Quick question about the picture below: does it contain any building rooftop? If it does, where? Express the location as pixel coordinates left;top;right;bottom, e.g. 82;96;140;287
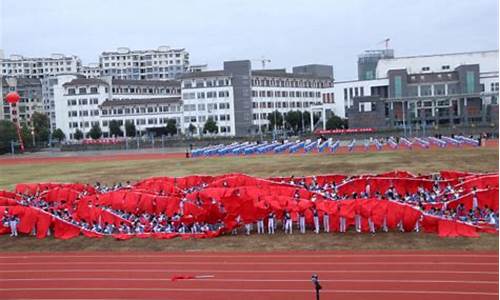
252;70;332;80
112;79;180;87
100;97;181;107
179;70;230;79
63;78;109;87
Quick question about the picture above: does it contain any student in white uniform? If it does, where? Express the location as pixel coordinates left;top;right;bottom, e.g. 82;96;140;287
284;210;293;234
299;212;306;234
312;208;320;234
323;211;330;233
268;212;275;235
256;217;264;234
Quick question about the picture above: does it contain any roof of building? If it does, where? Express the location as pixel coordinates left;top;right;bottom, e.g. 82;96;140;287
380;49;498;61
1;77;42;87
63;78;109;87
251;70;332;80
179;70;230;79
100;97;181;107
111;79;180;87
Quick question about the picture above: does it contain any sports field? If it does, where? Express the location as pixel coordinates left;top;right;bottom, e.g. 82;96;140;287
0;145;498;300
0;145;498;252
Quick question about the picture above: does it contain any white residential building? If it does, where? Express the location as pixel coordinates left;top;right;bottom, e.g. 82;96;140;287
99;46;190;80
54;77;183;139
1;53;81;79
81;63;101;78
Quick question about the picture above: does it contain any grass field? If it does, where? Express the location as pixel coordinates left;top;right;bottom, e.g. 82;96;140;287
0;147;498;190
0;146;498;252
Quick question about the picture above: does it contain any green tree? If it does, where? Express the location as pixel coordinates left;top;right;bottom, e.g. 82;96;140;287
203;118;218;134
188;123;196;135
88;123;102;139
284;111;301;132
0;120;17;153
165;119;178;136
109;120;123;137
51;128;65;142
125;120;136;137
302;111;321;131
266;110;283;131
20;124;33;148
31;112;50;143
74;129;84;140
326;115;348;130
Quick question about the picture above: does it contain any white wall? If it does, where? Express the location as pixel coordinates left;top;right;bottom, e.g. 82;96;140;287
333;78;389;110
376;50;498;78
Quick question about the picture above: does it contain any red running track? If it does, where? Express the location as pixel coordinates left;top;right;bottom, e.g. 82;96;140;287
0;251;497;300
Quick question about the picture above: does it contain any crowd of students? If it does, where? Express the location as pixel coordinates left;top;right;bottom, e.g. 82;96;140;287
2;174;498;238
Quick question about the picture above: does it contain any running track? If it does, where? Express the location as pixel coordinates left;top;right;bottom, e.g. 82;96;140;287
0;140;497;165
0;251;497;300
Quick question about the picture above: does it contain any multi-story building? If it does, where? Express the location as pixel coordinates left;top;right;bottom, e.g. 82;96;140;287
54;77;182;139
1;77;43;127
81;63;101;78
336;49;499;130
1;53;81;79
180;60;338;136
99;46;190;80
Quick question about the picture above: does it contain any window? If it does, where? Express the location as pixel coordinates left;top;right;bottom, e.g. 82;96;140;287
78;87;86;94
90;87;98;94
422;67;430;71
442;65;450;70
394;76;402;98
466;71;475;93
491;82;499;92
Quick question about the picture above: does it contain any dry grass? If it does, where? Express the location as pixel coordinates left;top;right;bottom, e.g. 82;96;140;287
0;231;497;252
0;147;497;190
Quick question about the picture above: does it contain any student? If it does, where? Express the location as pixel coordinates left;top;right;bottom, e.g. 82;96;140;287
323;211;330;233
284;210;292;234
312;208;320;234
256;217;264;234
268;212;275;235
9;214;19;237
299;211;306;234
472;187;479;210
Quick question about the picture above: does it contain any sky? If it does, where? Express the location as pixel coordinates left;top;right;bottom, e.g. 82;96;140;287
1;0;498;80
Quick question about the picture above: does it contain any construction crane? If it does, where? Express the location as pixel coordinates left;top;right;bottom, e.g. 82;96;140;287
252;57;271;69
377;38;390;50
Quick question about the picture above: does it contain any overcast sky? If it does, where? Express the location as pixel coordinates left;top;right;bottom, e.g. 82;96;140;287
1;0;498;80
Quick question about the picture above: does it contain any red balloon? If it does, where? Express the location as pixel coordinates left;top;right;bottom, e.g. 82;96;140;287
5;92;20;104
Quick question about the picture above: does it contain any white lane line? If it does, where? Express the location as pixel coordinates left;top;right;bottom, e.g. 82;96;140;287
0;254;497;259
0;278;497;284
0;287;497;296
1;261;496;266
0;269;496;274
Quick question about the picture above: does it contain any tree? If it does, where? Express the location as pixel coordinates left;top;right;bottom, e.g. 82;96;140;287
326;115;348;130
31;112;50;143
125;121;136;137
267;110;283;131
165;119;178;136
109;120;123;137
88;123;102;140
74;129;84;140
203;118;218;134
0;120;17;154
20;124;33;148
52;128;65;142
188;123;196;135
284;111;301;132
